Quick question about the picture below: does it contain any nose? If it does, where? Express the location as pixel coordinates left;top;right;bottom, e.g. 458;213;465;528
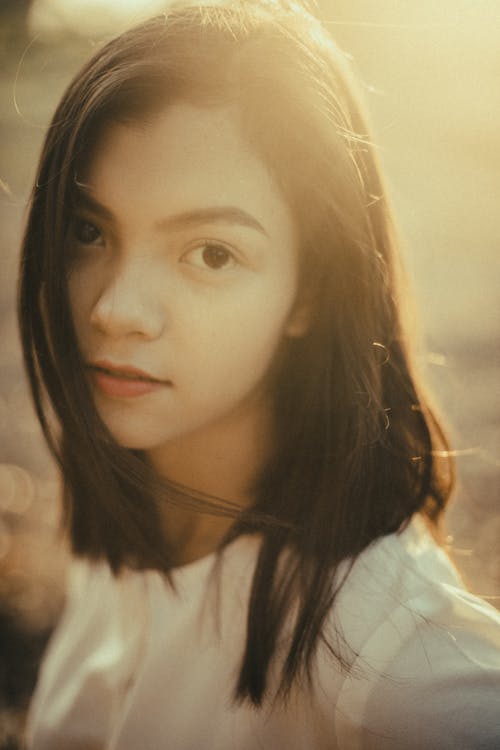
90;259;165;340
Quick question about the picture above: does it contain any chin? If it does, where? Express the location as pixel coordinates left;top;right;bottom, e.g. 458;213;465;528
93;398;167;448
111;429;169;451
97;415;168;451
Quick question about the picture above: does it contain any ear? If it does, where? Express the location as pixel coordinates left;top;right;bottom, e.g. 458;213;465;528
284;294;313;338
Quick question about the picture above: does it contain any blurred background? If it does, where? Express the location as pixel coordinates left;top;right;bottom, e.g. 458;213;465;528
0;0;499;744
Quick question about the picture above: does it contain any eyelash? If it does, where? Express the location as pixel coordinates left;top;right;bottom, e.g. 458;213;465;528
181;241;238;271
71;217;104;246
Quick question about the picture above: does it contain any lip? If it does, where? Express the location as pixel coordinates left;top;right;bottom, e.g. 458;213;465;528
88;360;170;399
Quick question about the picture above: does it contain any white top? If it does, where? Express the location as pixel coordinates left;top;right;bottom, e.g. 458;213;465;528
27;516;500;749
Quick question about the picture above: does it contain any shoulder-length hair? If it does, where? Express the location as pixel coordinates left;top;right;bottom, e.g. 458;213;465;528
18;0;454;705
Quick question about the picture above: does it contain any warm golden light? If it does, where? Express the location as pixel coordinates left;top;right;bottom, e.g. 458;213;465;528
0;2;498;741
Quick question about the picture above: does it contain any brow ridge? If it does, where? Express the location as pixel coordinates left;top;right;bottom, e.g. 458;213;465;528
73;184;269;237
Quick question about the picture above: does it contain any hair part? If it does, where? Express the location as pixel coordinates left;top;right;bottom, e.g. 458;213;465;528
18;0;454;706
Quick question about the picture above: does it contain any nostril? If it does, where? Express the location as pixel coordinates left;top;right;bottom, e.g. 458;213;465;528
90;286;164;340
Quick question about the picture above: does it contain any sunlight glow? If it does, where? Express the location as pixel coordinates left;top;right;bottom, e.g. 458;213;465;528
29;0;170;36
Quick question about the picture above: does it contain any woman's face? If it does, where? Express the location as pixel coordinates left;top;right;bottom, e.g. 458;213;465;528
68;103;305;457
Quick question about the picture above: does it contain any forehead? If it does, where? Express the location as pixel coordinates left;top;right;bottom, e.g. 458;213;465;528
80;103;297;246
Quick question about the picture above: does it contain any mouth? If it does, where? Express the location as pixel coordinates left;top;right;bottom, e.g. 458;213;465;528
87;360;171;398
89;360;167;382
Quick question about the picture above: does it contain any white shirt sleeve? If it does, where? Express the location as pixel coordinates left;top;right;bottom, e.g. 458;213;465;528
26;560;147;750
334;583;500;749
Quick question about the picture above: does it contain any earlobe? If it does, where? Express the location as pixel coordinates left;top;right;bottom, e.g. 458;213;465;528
285;299;313;338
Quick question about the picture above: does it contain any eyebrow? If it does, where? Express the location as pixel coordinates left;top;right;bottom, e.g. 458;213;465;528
73;186;269;238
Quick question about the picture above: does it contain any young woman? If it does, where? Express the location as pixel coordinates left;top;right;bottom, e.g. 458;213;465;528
19;2;500;748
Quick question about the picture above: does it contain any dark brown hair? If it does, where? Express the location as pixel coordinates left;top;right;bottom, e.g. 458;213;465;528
18;1;454;705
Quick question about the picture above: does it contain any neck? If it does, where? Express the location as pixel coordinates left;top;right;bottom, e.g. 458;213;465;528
147;397;273;565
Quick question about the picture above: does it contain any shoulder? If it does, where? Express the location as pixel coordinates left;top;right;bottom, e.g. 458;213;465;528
26;559;149;748
330;514;499;651
325;515;500;748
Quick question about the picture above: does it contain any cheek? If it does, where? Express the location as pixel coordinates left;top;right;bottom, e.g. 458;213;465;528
67;269;94;341
181;286;296;395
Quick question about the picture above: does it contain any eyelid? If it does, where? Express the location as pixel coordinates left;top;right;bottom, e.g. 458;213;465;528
71;205;110;229
72;206;98;222
70;214;105;245
180;239;241;268
71;211;98;227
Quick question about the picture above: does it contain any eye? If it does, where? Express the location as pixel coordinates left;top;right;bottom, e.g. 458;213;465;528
182;241;237;271
72;218;103;246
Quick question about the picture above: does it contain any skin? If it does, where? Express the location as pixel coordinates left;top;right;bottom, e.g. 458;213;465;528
68;103;308;563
